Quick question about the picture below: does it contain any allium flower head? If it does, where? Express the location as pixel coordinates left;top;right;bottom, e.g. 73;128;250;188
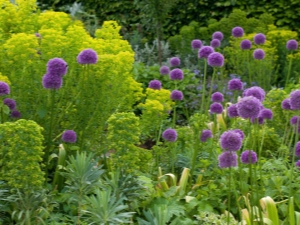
296;160;300;169
253;49;265;60
149;80;162;90
3;98;16;110
162;128;177;142
296;141;300;157
198;46;214;59
191;39;202;49
211;92;224;102
232;26;244;38
0;81;10;96
169;68;184;80
237;96;262;119
290;90;300;110
218;151;238;168
240;39;252;50
212;31;224;41
77;48;98;64
207;52;224;67
233;129;245;140
254;33;266;45
243;86;265;102
240;150;258;164
220;130;243;151
259;108;273;120
170;57;181;67
170;90;183;101
228;78;243;91
42;74;63;89
200;129;213;142
10;110;21;119
47;58;68;76
290;116;300;126
62;130;77;143
227;104;239;117
210;39;221;48
210;102;223;114
160;66;170;75
286;39;298;51
282;98;292;110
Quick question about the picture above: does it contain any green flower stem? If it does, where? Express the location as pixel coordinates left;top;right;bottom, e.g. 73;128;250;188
258;124;266;188
285;56;293;88
190;137;200;177
155;123;163;167
227;165;232;225
246;50;252;85
172;104;177;128
207;68;216;112
201;59;207;113
0;105;3;124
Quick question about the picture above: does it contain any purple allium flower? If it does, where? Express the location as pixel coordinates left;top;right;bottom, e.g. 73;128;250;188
200;129;213;142
251;116;264;125
259;108;273;120
220;130;243;151
35;33;42;38
286;39;298;51
169;68;184;80
62;130;77;143
160;66;170;75
233;129;245;140
218;151;238;168
148;80;162;90
240;39;252;50
240;150;258;164
290;116;300;126
296;160;300;169
0;81;10;96
228;78;243;91
243;86;265;102
282;98;292;110
162;128;177;142
212;31;224;41
210;39;221;48
198;46;214;59
169;57;181;67
77;48;98;64
254;33;266;45
290;90;300;110
10;110;21;119
237;96;262;119
296;141;300;157
211;92;224;102
227;104;239;117
191;39;202;49
253;49;265;60
170;90;183;101
46;58;68;76
3;98;16;110
207;52;224;67
210;102;223;114
42;74;63;89
232;26;244;38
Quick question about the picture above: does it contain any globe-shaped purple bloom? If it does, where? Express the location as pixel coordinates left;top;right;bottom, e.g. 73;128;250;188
233;129;245;140
240;150;258;164
170;90;183;101
237;96;262;119
47;58;68;76
42;74;63;89
212;31;224;41
10;110;21;119
162;128;177;142
286;39;298;51
295;141;300;157
0;81;10;96
227;104;239;118
211;92;224;102
200;129;213;142
3;98;16;110
198;46;214;59
228;78;243;91
254;33;266;45
290;90;300;110
259;108;273;120
149;80;162;90
191;39;202;49
77;48;98;64
169;68;184;80
243;86;265;102
210;102;223;114
282;98;292;110
253;49;265;60
290;116;300;126
240;39;252;50
218;151;238;168
220;130;243;151
170;57;181;67
210;39;221;48
296;160;300;169
232;27;244;38
62;130;77;143
160;66;170;75
207;52;224;67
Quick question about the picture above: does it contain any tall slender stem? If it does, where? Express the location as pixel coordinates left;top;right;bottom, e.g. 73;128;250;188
285;56;293;88
201;59;207;113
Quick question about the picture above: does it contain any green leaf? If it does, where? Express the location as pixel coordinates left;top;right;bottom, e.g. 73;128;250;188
69;146;80;151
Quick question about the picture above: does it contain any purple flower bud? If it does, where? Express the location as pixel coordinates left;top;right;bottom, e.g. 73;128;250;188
237;96;262;119
210;39;221;48
198;46;214;59
290;90;300;110
77;48;98;64
286;39;298;51
200;129;213;142
220;130;243;151
3;98;16;110
169;68;184;80
162;128;177;142
259;108;273;120
170;90;183;101
47;58;68;76
232;27;244;38
240;150;258;164
218;151;238;168
243;86;265;102
211;92;224;102
35;33;42;39
160;66;170;75
207;52;224;67
212;31;224;41
240;39;252;50
149;80;162;90
169;57;180;67
62;130;77;143
254;33;266;45
0;81;10;96
10;110;21;119
227;104;239;118
253;49;265;60
296;141;300;157
282;98;292;110
42;74;63;89
191;39;202;49
210;102;223;114
228;78;243;91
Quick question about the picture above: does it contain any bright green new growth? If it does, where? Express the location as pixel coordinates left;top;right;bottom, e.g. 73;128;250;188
0;119;45;190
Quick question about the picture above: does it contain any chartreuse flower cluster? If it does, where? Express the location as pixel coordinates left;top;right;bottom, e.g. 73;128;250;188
0;119;45;190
